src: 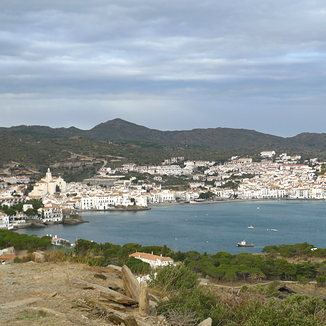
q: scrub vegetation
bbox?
[5,230,326,325]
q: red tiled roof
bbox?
[0,255,16,260]
[129,252,173,262]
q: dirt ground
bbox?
[2,256,326,325]
[0,261,163,326]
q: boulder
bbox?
[122,265,141,301]
[197,317,212,326]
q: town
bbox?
[0,150,325,230]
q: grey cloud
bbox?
[0,1,326,136]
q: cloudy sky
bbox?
[1,1,325,137]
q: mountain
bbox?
[0,125,85,138]
[87,119,165,143]
[0,118,325,157]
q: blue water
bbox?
[16,201,326,254]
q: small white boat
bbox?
[247,225,254,229]
[267,228,278,232]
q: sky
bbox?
[1,0,326,137]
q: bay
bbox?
[16,200,326,254]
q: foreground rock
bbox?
[0,262,168,325]
[0,260,216,325]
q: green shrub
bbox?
[316,275,326,287]
[126,257,150,274]
[13,257,22,263]
[156,287,224,326]
[233,298,322,326]
[149,264,199,293]
[21,253,34,263]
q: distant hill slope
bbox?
[0,118,325,155]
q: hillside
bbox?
[0,119,325,181]
[0,261,167,326]
[2,258,326,326]
[1,118,325,153]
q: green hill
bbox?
[0,119,325,181]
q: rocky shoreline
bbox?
[12,217,88,230]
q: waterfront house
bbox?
[129,252,174,269]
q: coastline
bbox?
[148,198,264,208]
[148,197,326,208]
[15,200,326,255]
[11,217,88,230]
[11,198,325,231]
[77,206,151,213]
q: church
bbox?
[29,168,67,197]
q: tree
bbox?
[74,239,98,256]
[3,207,16,216]
[25,208,37,217]
[199,191,214,199]
[126,257,150,274]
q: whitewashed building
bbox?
[129,252,174,269]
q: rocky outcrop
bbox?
[70,265,161,325]
[11,216,88,230]
[0,261,212,325]
[70,265,212,325]
[62,217,88,225]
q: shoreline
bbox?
[10,217,88,231]
[77,198,326,213]
[77,206,151,213]
[11,198,325,230]
[148,197,326,208]
[148,198,274,208]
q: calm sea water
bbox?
[16,201,326,254]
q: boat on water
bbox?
[247,225,254,229]
[268,228,278,232]
[237,240,254,247]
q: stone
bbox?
[124,315,138,326]
[70,278,137,305]
[197,317,212,326]
[139,282,149,316]
[106,264,122,277]
[122,265,141,302]
[94,272,107,280]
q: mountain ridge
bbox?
[1,118,326,156]
[1,117,322,139]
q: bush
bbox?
[126,257,151,274]
[21,253,34,263]
[316,275,326,287]
[156,287,223,326]
[43,250,68,262]
[149,264,199,293]
[233,298,322,326]
[14,257,22,263]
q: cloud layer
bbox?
[1,1,326,136]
